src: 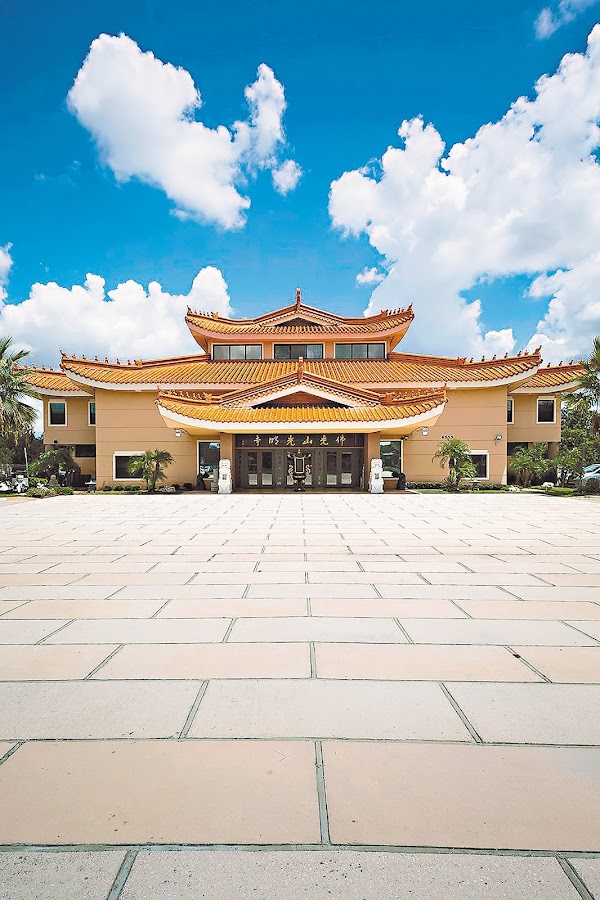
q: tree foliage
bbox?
[432,438,477,491]
[127,449,174,492]
[0,336,38,438]
[30,447,81,485]
[509,442,549,488]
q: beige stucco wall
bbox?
[94,390,199,486]
[507,393,561,445]
[43,396,95,447]
[402,386,509,483]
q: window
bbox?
[113,452,143,480]
[537,398,555,423]
[48,401,66,426]
[380,440,402,478]
[88,401,96,426]
[468,452,489,480]
[198,441,220,477]
[507,442,526,456]
[507,397,514,424]
[274,343,323,359]
[75,445,96,458]
[335,343,386,359]
[212,344,262,360]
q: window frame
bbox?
[273,343,324,360]
[334,342,386,359]
[212,344,263,361]
[536,397,556,424]
[48,400,67,427]
[88,401,96,426]
[197,440,221,478]
[113,451,144,481]
[507,397,514,424]
[468,450,490,481]
[379,439,403,479]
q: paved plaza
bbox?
[0,492,599,898]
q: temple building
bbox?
[24,290,583,490]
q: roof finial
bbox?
[295,287,301,310]
[297,356,304,381]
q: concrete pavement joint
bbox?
[178,682,209,739]
[439,683,484,743]
[106,847,138,900]
[35,620,76,644]
[84,644,126,679]
[309,642,317,677]
[393,618,414,643]
[504,645,552,683]
[221,619,236,642]
[314,740,331,845]
[557,858,596,900]
[0,741,24,768]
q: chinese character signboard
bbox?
[235,433,365,448]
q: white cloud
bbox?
[356,266,385,286]
[67,34,300,229]
[329,26,600,362]
[0,244,12,303]
[272,159,303,195]
[0,265,232,365]
[535,0,598,39]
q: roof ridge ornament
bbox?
[297,356,304,382]
[295,287,301,310]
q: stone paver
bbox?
[0,739,320,843]
[190,679,471,740]
[569,858,600,896]
[323,741,600,849]
[446,682,600,744]
[0,681,201,738]
[0,851,126,900]
[314,643,541,681]
[0,492,599,885]
[118,850,582,899]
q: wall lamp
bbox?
[494,434,503,443]
[174,429,182,438]
[421,427,429,437]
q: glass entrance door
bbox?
[325,449,363,487]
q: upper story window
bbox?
[507,397,514,424]
[537,397,556,423]
[335,343,386,359]
[213,344,262,360]
[274,344,323,359]
[48,401,66,426]
[89,401,96,426]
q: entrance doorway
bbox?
[234,434,364,490]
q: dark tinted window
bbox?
[49,402,66,425]
[114,455,140,479]
[75,445,96,458]
[469,453,488,479]
[89,402,96,425]
[537,399,555,423]
[213,345,262,360]
[335,343,385,359]
[274,344,323,359]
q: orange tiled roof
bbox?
[185,305,414,336]
[218,367,384,407]
[156,387,447,424]
[514,361,584,391]
[21,367,84,393]
[59,351,542,389]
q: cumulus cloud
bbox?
[68,34,300,229]
[0,244,12,303]
[272,159,303,195]
[0,265,232,365]
[329,26,600,362]
[535,0,598,39]
[356,266,385,286]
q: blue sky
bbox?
[1,0,600,364]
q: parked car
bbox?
[581,464,600,486]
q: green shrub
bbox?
[113,484,124,492]
[26,487,57,498]
[581,477,600,494]
[101,485,113,492]
[183,482,194,491]
[172,483,180,492]
[54,486,74,495]
[407,481,442,489]
[478,483,509,491]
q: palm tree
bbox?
[575,335,600,436]
[432,438,476,491]
[0,337,37,438]
[128,449,174,492]
[509,443,549,488]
